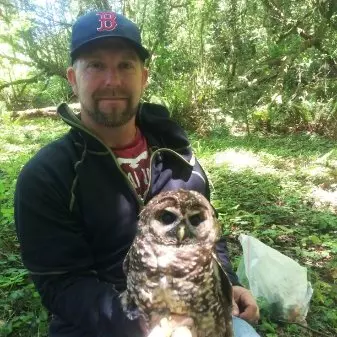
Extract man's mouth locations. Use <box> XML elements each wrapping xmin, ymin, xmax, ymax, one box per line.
<box><xmin>97</xmin><ymin>97</ymin><xmax>127</xmax><ymax>100</ymax></box>
<box><xmin>96</xmin><ymin>98</ymin><xmax>127</xmax><ymax>109</ymax></box>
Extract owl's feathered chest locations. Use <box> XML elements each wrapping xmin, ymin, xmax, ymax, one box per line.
<box><xmin>122</xmin><ymin>189</ymin><xmax>233</xmax><ymax>336</ymax></box>
<box><xmin>126</xmin><ymin>238</ymin><xmax>222</xmax><ymax>314</ymax></box>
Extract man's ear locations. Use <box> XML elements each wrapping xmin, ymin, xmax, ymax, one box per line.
<box><xmin>141</xmin><ymin>67</ymin><xmax>149</xmax><ymax>91</ymax></box>
<box><xmin>67</xmin><ymin>66</ymin><xmax>78</xmax><ymax>96</ymax></box>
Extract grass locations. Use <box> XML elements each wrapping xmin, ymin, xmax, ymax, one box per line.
<box><xmin>191</xmin><ymin>131</ymin><xmax>337</xmax><ymax>336</ymax></box>
<box><xmin>0</xmin><ymin>118</ymin><xmax>69</xmax><ymax>336</ymax></box>
<box><xmin>0</xmin><ymin>117</ymin><xmax>336</xmax><ymax>336</ymax></box>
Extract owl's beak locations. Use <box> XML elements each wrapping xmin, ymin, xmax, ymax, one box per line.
<box><xmin>177</xmin><ymin>224</ymin><xmax>186</xmax><ymax>243</ymax></box>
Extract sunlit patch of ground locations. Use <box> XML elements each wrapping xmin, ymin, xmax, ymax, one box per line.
<box><xmin>214</xmin><ymin>149</ymin><xmax>277</xmax><ymax>174</ymax></box>
<box><xmin>211</xmin><ymin>148</ymin><xmax>337</xmax><ymax>216</ymax></box>
<box><xmin>305</xmin><ymin>165</ymin><xmax>331</xmax><ymax>179</ymax></box>
<box><xmin>310</xmin><ymin>186</ymin><xmax>337</xmax><ymax>212</ymax></box>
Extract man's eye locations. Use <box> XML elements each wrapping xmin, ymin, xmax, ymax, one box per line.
<box><xmin>88</xmin><ymin>62</ymin><xmax>104</xmax><ymax>70</ymax></box>
<box><xmin>120</xmin><ymin>62</ymin><xmax>134</xmax><ymax>70</ymax></box>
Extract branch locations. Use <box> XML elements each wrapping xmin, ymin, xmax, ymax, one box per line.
<box><xmin>277</xmin><ymin>21</ymin><xmax>300</xmax><ymax>43</ymax></box>
<box><xmin>0</xmin><ymin>53</ymin><xmax>34</xmax><ymax>67</ymax></box>
<box><xmin>261</xmin><ymin>0</ymin><xmax>284</xmax><ymax>23</ymax></box>
<box><xmin>11</xmin><ymin>103</ymin><xmax>80</xmax><ymax>120</ymax></box>
<box><xmin>0</xmin><ymin>74</ymin><xmax>43</xmax><ymax>91</ymax></box>
<box><xmin>276</xmin><ymin>11</ymin><xmax>313</xmax><ymax>44</ymax></box>
<box><xmin>32</xmin><ymin>17</ymin><xmax>73</xmax><ymax>29</ymax></box>
<box><xmin>295</xmin><ymin>26</ymin><xmax>337</xmax><ymax>73</ymax></box>
<box><xmin>170</xmin><ymin>4</ymin><xmax>186</xmax><ymax>9</ymax></box>
<box><xmin>268</xmin><ymin>0</ymin><xmax>285</xmax><ymax>18</ymax></box>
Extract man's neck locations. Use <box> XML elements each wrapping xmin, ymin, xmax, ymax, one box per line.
<box><xmin>81</xmin><ymin>114</ymin><xmax>138</xmax><ymax>149</ymax></box>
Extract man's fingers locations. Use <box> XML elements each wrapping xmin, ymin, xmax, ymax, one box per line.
<box><xmin>232</xmin><ymin>285</ymin><xmax>260</xmax><ymax>324</ymax></box>
<box><xmin>232</xmin><ymin>298</ymin><xmax>240</xmax><ymax>316</ymax></box>
<box><xmin>240</xmin><ymin>292</ymin><xmax>260</xmax><ymax>322</ymax></box>
<box><xmin>239</xmin><ymin>304</ymin><xmax>260</xmax><ymax>324</ymax></box>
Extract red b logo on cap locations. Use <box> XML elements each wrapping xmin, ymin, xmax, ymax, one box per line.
<box><xmin>97</xmin><ymin>12</ymin><xmax>117</xmax><ymax>32</ymax></box>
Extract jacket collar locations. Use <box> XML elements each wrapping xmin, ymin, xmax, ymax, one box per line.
<box><xmin>57</xmin><ymin>102</ymin><xmax>193</xmax><ymax>161</ymax></box>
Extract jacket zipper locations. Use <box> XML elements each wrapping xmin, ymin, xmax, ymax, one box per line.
<box><xmin>59</xmin><ymin>108</ymin><xmax>195</xmax><ymax>209</ymax></box>
<box><xmin>58</xmin><ymin>115</ymin><xmax>144</xmax><ymax>207</ymax></box>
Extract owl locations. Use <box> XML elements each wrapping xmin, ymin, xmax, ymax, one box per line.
<box><xmin>121</xmin><ymin>189</ymin><xmax>233</xmax><ymax>337</ymax></box>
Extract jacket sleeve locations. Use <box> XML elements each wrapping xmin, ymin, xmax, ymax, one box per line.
<box><xmin>14</xmin><ymin>159</ymin><xmax>142</xmax><ymax>337</ymax></box>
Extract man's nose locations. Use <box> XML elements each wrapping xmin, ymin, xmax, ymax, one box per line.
<box><xmin>103</xmin><ymin>68</ymin><xmax>121</xmax><ymax>87</ymax></box>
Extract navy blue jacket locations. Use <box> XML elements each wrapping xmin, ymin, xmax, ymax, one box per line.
<box><xmin>15</xmin><ymin>102</ymin><xmax>239</xmax><ymax>337</ymax></box>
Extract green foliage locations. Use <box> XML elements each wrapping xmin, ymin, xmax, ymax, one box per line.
<box><xmin>28</xmin><ymin>76</ymin><xmax>72</xmax><ymax>108</ymax></box>
<box><xmin>0</xmin><ymin>0</ymin><xmax>122</xmax><ymax>111</ymax></box>
<box><xmin>0</xmin><ymin>0</ymin><xmax>337</xmax><ymax>334</ymax></box>
<box><xmin>192</xmin><ymin>129</ymin><xmax>337</xmax><ymax>336</ymax></box>
<box><xmin>1</xmin><ymin>118</ymin><xmax>336</xmax><ymax>336</ymax></box>
<box><xmin>0</xmin><ymin>0</ymin><xmax>336</xmax><ymax>136</ymax></box>
<box><xmin>0</xmin><ymin>117</ymin><xmax>69</xmax><ymax>336</ymax></box>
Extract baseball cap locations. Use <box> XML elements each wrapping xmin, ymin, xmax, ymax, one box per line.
<box><xmin>70</xmin><ymin>11</ymin><xmax>150</xmax><ymax>63</ymax></box>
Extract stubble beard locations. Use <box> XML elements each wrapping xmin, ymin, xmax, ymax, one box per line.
<box><xmin>83</xmin><ymin>98</ymin><xmax>138</xmax><ymax>128</ymax></box>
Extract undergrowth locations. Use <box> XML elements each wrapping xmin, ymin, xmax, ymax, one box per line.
<box><xmin>192</xmin><ymin>130</ymin><xmax>337</xmax><ymax>337</ymax></box>
<box><xmin>0</xmin><ymin>118</ymin><xmax>336</xmax><ymax>336</ymax></box>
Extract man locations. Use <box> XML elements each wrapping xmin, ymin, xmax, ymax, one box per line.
<box><xmin>14</xmin><ymin>11</ymin><xmax>260</xmax><ymax>337</ymax></box>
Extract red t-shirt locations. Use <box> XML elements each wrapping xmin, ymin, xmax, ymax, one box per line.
<box><xmin>112</xmin><ymin>129</ymin><xmax>150</xmax><ymax>199</ymax></box>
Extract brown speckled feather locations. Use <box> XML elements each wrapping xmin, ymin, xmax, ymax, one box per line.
<box><xmin>121</xmin><ymin>189</ymin><xmax>233</xmax><ymax>337</ymax></box>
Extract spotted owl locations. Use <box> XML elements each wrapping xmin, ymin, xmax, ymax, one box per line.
<box><xmin>121</xmin><ymin>189</ymin><xmax>233</xmax><ymax>337</ymax></box>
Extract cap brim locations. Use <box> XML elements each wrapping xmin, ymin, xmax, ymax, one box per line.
<box><xmin>71</xmin><ymin>36</ymin><xmax>150</xmax><ymax>63</ymax></box>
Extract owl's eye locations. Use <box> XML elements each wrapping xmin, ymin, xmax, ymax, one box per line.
<box><xmin>189</xmin><ymin>213</ymin><xmax>204</xmax><ymax>227</ymax></box>
<box><xmin>160</xmin><ymin>210</ymin><xmax>177</xmax><ymax>225</ymax></box>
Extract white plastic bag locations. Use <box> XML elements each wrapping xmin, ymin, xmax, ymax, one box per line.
<box><xmin>237</xmin><ymin>234</ymin><xmax>313</xmax><ymax>322</ymax></box>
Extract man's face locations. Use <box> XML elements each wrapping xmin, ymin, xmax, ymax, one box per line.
<box><xmin>67</xmin><ymin>39</ymin><xmax>148</xmax><ymax>128</ymax></box>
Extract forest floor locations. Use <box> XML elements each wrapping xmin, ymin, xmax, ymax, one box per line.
<box><xmin>0</xmin><ymin>117</ymin><xmax>336</xmax><ymax>337</ymax></box>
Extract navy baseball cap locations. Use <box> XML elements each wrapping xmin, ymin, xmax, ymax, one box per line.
<box><xmin>70</xmin><ymin>11</ymin><xmax>150</xmax><ymax>63</ymax></box>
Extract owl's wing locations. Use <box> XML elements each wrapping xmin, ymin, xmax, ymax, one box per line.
<box><xmin>123</xmin><ymin>250</ymin><xmax>130</xmax><ymax>276</ymax></box>
<box><xmin>212</xmin><ymin>251</ymin><xmax>233</xmax><ymax>306</ymax></box>
<box><xmin>123</xmin><ymin>239</ymin><xmax>138</xmax><ymax>276</ymax></box>
<box><xmin>123</xmin><ymin>243</ymin><xmax>137</xmax><ymax>277</ymax></box>
<box><xmin>121</xmin><ymin>242</ymin><xmax>141</xmax><ymax>320</ymax></box>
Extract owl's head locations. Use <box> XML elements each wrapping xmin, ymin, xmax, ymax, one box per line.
<box><xmin>139</xmin><ymin>189</ymin><xmax>220</xmax><ymax>246</ymax></box>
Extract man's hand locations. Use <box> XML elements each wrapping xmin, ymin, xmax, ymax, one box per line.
<box><xmin>232</xmin><ymin>285</ymin><xmax>260</xmax><ymax>324</ymax></box>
